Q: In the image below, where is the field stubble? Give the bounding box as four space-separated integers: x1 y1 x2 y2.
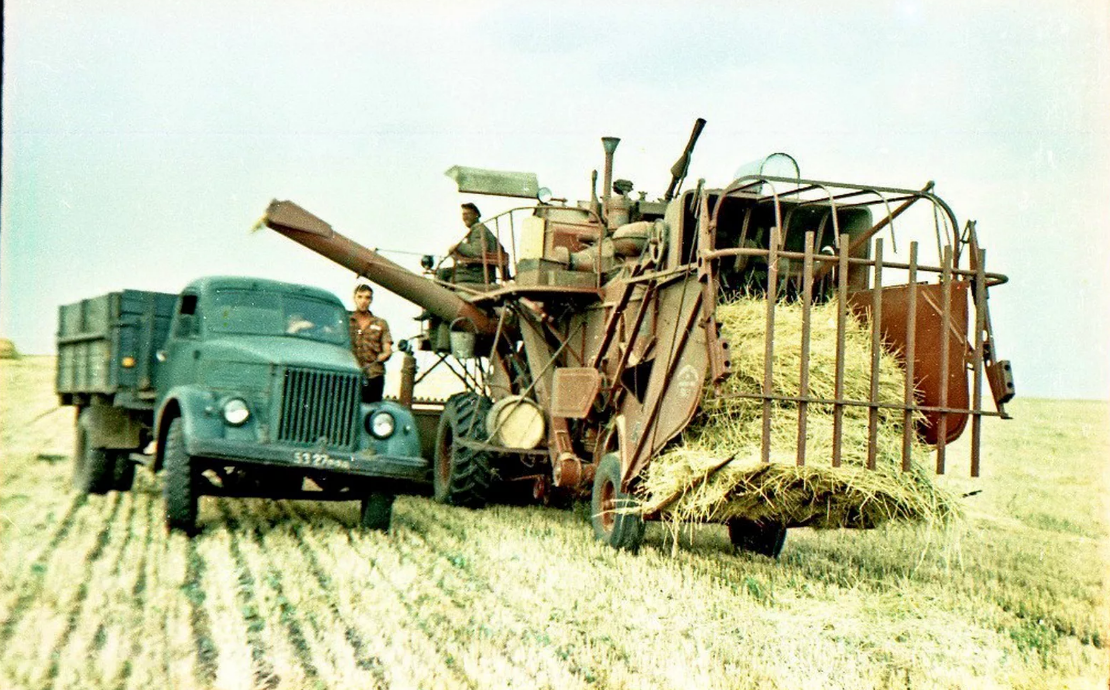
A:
1 356 1107 689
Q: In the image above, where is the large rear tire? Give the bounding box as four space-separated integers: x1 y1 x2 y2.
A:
727 518 787 558
360 492 395 531
73 410 115 495
433 393 494 508
590 453 645 552
163 418 199 536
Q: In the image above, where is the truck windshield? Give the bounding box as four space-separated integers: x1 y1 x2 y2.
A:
208 290 348 346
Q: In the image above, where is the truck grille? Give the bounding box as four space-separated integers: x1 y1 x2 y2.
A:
277 368 361 449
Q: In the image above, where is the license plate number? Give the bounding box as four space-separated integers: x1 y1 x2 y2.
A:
292 451 352 470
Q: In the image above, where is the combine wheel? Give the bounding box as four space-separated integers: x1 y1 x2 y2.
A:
434 392 494 508
590 453 645 551
727 518 787 559
73 410 116 495
163 418 199 536
360 492 395 531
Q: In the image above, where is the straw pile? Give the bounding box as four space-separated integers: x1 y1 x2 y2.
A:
638 298 956 529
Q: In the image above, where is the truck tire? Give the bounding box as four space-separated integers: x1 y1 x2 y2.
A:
433 392 494 508
163 418 199 536
360 492 395 531
727 518 787 559
109 451 136 492
73 412 116 496
591 453 645 552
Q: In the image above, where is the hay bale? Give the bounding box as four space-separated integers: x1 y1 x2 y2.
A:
638 298 955 529
0 339 19 359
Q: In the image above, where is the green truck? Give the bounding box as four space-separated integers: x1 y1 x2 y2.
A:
56 275 427 534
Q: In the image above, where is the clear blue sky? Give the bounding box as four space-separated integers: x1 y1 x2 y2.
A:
2 0 1108 399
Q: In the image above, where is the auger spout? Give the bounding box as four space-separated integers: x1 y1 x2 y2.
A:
259 199 497 335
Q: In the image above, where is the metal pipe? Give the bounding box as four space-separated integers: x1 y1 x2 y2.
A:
797 231 815 467
832 233 850 468
601 137 620 223
902 242 919 472
260 200 497 335
762 227 781 464
867 239 884 471
936 246 952 474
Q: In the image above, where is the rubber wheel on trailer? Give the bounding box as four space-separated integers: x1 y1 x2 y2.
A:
163 418 199 536
73 410 116 495
727 518 787 558
590 453 646 552
360 492 395 531
433 392 494 508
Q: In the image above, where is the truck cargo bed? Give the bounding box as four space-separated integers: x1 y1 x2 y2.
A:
56 290 177 409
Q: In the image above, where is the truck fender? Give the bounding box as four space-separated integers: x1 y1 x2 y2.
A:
153 386 215 472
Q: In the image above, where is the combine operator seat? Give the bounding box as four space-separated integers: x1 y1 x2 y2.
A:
443 250 511 290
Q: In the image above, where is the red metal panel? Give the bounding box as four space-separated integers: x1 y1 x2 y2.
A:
848 281 971 445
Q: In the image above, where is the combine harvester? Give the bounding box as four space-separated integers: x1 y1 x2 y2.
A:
259 119 1014 557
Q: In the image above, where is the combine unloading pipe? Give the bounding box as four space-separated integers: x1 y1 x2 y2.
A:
259 200 497 335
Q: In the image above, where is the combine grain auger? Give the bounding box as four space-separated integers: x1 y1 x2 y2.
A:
260 118 1014 557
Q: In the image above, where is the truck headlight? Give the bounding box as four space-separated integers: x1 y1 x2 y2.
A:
367 410 395 439
222 398 250 426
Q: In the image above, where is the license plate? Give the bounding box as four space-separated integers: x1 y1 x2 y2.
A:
292 451 352 470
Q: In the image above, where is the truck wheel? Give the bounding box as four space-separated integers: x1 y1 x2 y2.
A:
360 492 395 531
433 393 494 508
163 418 199 536
590 453 645 552
727 518 787 559
73 411 115 496
110 451 136 492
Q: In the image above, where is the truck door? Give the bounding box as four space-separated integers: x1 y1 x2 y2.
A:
155 292 203 396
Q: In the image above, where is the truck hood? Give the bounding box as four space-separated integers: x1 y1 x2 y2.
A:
199 335 361 373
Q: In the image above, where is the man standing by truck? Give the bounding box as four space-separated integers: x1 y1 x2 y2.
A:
349 283 392 402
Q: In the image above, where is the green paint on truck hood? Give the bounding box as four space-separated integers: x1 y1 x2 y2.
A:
199 335 361 372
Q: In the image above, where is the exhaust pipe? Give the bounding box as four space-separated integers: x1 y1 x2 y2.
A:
601 136 620 222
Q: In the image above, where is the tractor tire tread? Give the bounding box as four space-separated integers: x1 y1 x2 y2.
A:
163 418 199 536
435 392 494 509
74 414 116 496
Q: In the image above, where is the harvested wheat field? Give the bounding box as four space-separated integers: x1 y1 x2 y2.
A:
1 356 1108 689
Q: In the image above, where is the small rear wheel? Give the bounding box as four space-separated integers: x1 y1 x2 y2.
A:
590 453 645 552
163 418 199 536
360 492 395 531
73 411 115 495
727 518 787 558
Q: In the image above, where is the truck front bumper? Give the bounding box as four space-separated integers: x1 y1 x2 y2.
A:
188 438 428 483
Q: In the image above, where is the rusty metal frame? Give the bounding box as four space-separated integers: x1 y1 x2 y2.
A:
689 174 1010 478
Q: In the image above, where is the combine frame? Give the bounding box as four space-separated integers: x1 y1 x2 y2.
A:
260 120 1014 556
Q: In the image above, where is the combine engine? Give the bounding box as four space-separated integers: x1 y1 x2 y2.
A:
260 119 1014 555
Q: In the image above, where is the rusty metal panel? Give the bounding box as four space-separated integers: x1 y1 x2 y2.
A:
848 278 971 446
619 279 709 486
551 368 602 419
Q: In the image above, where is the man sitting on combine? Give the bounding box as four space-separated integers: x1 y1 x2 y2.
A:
436 203 509 286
